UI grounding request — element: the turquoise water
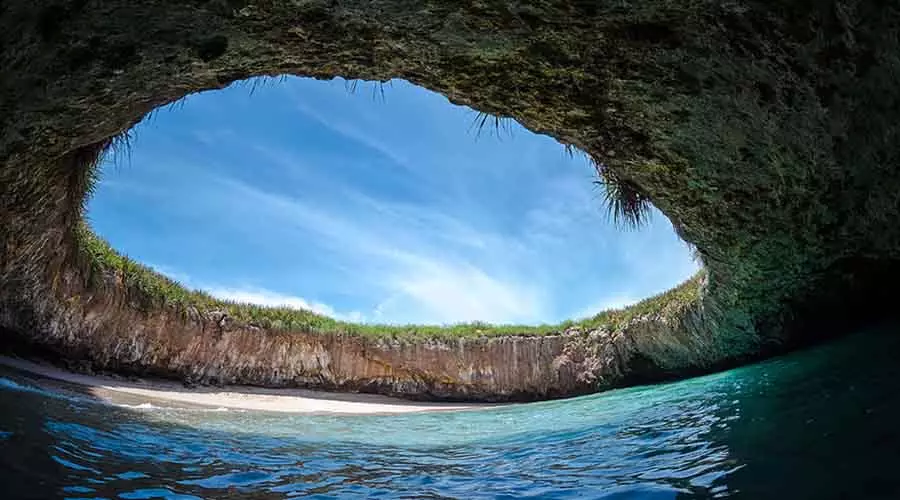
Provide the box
[1,328,899,499]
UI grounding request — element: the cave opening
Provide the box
[84,75,699,329]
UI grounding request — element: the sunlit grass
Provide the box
[76,224,702,339]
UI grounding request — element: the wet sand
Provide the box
[0,356,495,414]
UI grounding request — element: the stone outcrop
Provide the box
[1,265,728,401]
[2,1,900,400]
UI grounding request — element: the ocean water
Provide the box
[1,328,899,499]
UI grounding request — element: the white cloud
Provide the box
[205,286,364,323]
[206,177,549,324]
[143,177,547,325]
[204,162,707,325]
[379,256,544,325]
[145,262,365,323]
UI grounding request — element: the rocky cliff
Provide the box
[2,257,736,401]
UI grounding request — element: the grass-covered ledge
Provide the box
[76,221,705,340]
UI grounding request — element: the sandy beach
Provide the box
[0,356,494,415]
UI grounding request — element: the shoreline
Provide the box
[0,356,497,415]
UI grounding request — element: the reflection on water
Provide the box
[1,327,899,499]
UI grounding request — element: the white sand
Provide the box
[0,356,495,414]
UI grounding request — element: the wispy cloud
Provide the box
[377,255,545,325]
[145,262,365,322]
[205,286,364,323]
[212,177,548,324]
[289,89,418,174]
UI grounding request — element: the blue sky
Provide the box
[88,77,698,325]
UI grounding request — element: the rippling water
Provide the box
[2,328,899,499]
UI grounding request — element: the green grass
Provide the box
[75,223,703,340]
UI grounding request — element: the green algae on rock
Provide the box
[2,0,899,401]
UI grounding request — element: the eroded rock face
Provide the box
[1,269,713,401]
[2,1,900,400]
